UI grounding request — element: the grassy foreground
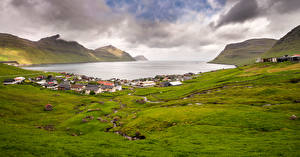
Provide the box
[0,63,299,156]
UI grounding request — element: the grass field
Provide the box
[0,62,299,156]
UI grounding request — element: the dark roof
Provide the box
[85,84,99,91]
[101,85,114,89]
[0,61,19,64]
[58,81,70,88]
[4,79,15,82]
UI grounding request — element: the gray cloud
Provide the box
[0,0,300,61]
[215,0,300,28]
[215,0,260,27]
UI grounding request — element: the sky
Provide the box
[0,0,300,61]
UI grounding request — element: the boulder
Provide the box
[44,104,53,111]
[290,115,297,120]
[82,118,88,123]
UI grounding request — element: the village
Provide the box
[256,54,300,63]
[2,71,196,95]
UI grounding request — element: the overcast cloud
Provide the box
[0,0,299,61]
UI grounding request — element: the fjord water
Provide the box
[23,61,235,80]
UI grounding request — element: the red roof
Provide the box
[293,54,300,57]
[97,81,114,86]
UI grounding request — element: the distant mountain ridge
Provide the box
[210,25,300,66]
[0,33,135,65]
[210,38,277,66]
[134,55,148,61]
[262,25,300,58]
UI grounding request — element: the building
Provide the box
[58,81,71,90]
[169,81,182,86]
[0,61,19,66]
[141,81,156,87]
[3,79,17,85]
[85,84,102,95]
[71,84,86,92]
[160,82,171,87]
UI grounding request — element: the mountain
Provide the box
[134,55,148,61]
[94,45,135,62]
[262,25,300,58]
[0,34,135,65]
[210,39,277,66]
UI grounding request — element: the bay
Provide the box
[22,61,235,80]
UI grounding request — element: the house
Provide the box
[160,82,171,87]
[58,81,71,90]
[3,79,17,85]
[85,84,102,95]
[71,84,86,92]
[98,81,114,86]
[43,83,58,90]
[169,81,182,86]
[0,61,19,66]
[114,85,122,91]
[101,85,115,92]
[14,77,25,83]
[36,80,47,86]
[141,81,156,87]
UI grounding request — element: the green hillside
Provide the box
[210,39,277,66]
[0,34,135,65]
[262,25,300,58]
[0,62,299,156]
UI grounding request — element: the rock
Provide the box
[135,131,141,137]
[196,103,202,106]
[97,117,108,122]
[188,104,193,106]
[263,104,272,107]
[294,100,300,103]
[87,108,100,112]
[290,115,297,120]
[44,104,53,111]
[71,133,78,136]
[86,116,94,120]
[136,99,146,104]
[82,118,88,123]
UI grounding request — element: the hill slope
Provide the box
[94,45,135,62]
[0,34,135,65]
[262,25,300,58]
[210,39,277,66]
[0,62,299,156]
[134,55,148,61]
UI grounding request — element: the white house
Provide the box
[170,81,182,86]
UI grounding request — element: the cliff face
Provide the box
[262,25,300,58]
[210,39,277,66]
[0,34,135,65]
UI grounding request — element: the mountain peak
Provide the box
[39,34,61,41]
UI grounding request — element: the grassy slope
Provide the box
[262,25,300,58]
[0,63,299,156]
[0,34,135,65]
[210,39,277,66]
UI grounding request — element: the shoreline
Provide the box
[20,60,137,67]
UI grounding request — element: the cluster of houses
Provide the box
[2,70,196,95]
[117,72,195,87]
[3,73,122,95]
[256,54,300,63]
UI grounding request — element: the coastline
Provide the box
[20,60,138,67]
[22,61,236,80]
